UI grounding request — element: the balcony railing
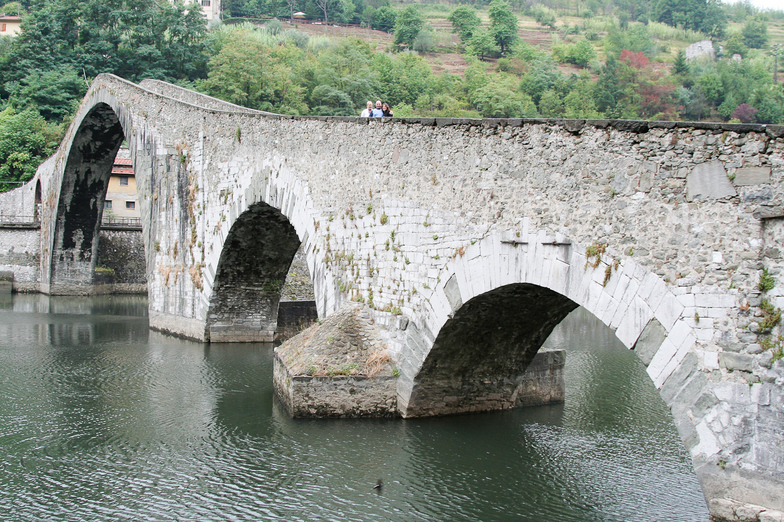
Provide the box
[101,216,141,228]
[0,215,141,228]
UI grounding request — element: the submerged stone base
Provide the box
[273,302,398,418]
[274,358,398,417]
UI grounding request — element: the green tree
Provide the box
[4,66,86,121]
[489,0,518,55]
[0,0,209,90]
[604,22,659,58]
[372,5,396,32]
[469,74,537,117]
[200,31,307,114]
[373,51,432,106]
[466,29,498,61]
[0,107,62,190]
[753,89,783,124]
[393,6,425,50]
[538,89,564,117]
[653,0,726,38]
[724,30,749,57]
[594,55,624,116]
[448,6,482,44]
[519,57,562,105]
[741,18,768,49]
[552,39,596,67]
[697,72,723,105]
[413,30,435,54]
[530,4,556,29]
[564,76,601,118]
[1,1,23,15]
[673,49,688,75]
[301,38,379,114]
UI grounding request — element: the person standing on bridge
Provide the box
[371,100,383,117]
[361,101,373,117]
[381,102,393,117]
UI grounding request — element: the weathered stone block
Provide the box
[734,167,771,186]
[686,160,737,201]
[760,510,784,522]
[633,317,667,366]
[720,353,754,372]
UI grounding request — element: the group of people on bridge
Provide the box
[361,100,393,118]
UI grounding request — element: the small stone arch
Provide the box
[402,232,692,404]
[404,282,578,417]
[206,201,302,342]
[204,165,328,342]
[34,179,42,222]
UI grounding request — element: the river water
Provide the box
[0,295,709,521]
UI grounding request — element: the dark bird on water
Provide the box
[374,479,383,490]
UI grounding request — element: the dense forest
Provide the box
[1,0,783,189]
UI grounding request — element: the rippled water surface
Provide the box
[0,295,709,521]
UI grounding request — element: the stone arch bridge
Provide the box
[1,74,783,520]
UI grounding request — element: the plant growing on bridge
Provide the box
[758,298,781,332]
[758,268,775,293]
[585,243,607,269]
[261,279,283,293]
[603,259,621,287]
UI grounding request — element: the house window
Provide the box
[126,201,135,210]
[1,24,6,32]
[202,0,210,5]
[119,176,129,186]
[105,200,112,209]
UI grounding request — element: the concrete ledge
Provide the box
[209,324,275,342]
[149,311,206,342]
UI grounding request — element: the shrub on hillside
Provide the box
[731,103,758,123]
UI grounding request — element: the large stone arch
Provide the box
[45,101,127,294]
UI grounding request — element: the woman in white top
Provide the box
[360,101,373,117]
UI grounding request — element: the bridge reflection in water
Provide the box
[0,295,708,521]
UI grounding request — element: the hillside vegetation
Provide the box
[0,0,783,189]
